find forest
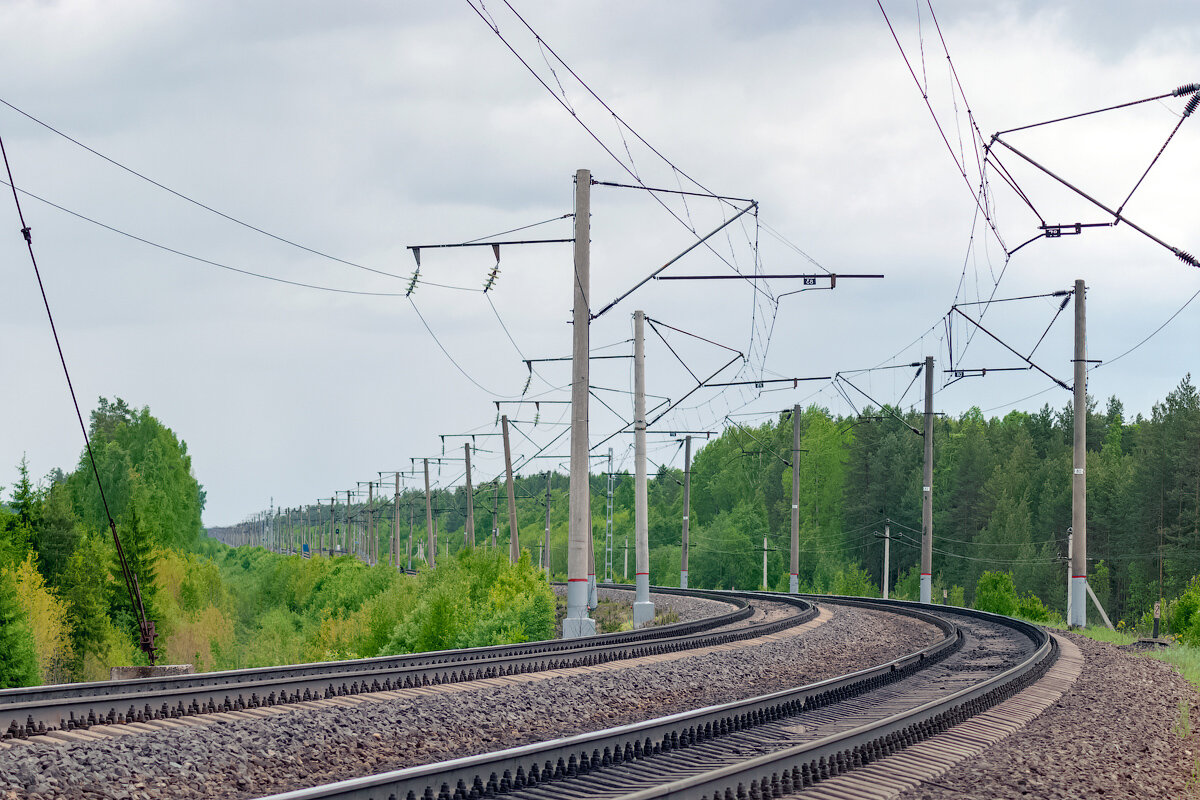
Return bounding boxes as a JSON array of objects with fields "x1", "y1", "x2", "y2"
[
  {"x1": 221, "y1": 375, "x2": 1199, "y2": 630},
  {"x1": 3, "y1": 376, "x2": 1200, "y2": 689}
]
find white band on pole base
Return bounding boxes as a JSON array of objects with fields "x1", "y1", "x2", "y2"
[
  {"x1": 1069, "y1": 576, "x2": 1088, "y2": 627},
  {"x1": 789, "y1": 574, "x2": 799, "y2": 594},
  {"x1": 633, "y1": 572, "x2": 655, "y2": 628},
  {"x1": 563, "y1": 580, "x2": 596, "y2": 638},
  {"x1": 680, "y1": 570, "x2": 688, "y2": 589},
  {"x1": 919, "y1": 573, "x2": 932, "y2": 604}
]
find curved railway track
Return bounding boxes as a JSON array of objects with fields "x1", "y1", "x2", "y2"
[
  {"x1": 250, "y1": 592, "x2": 1055, "y2": 800},
  {"x1": 0, "y1": 588, "x2": 814, "y2": 741}
]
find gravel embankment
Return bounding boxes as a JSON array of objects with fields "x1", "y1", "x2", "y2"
[
  {"x1": 893, "y1": 632, "x2": 1200, "y2": 800},
  {"x1": 0, "y1": 604, "x2": 935, "y2": 800}
]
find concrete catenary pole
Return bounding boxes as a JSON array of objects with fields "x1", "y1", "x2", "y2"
[
  {"x1": 543, "y1": 471, "x2": 552, "y2": 574},
  {"x1": 502, "y1": 414, "x2": 520, "y2": 565},
  {"x1": 1066, "y1": 530, "x2": 1074, "y2": 622},
  {"x1": 464, "y1": 444, "x2": 475, "y2": 550},
  {"x1": 632, "y1": 309, "x2": 655, "y2": 627},
  {"x1": 763, "y1": 536, "x2": 768, "y2": 590},
  {"x1": 1070, "y1": 277, "x2": 1088, "y2": 627},
  {"x1": 920, "y1": 355, "x2": 934, "y2": 604},
  {"x1": 367, "y1": 482, "x2": 374, "y2": 565},
  {"x1": 588, "y1": 503, "x2": 597, "y2": 609},
  {"x1": 330, "y1": 496, "x2": 335, "y2": 556},
  {"x1": 883, "y1": 520, "x2": 891, "y2": 600},
  {"x1": 407, "y1": 500, "x2": 414, "y2": 570},
  {"x1": 564, "y1": 168, "x2": 596, "y2": 637},
  {"x1": 681, "y1": 435, "x2": 692, "y2": 589},
  {"x1": 424, "y1": 459, "x2": 435, "y2": 570},
  {"x1": 790, "y1": 404, "x2": 801, "y2": 594}
]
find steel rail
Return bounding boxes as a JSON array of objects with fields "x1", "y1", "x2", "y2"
[
  {"x1": 251, "y1": 594, "x2": 1000, "y2": 800},
  {"x1": 612, "y1": 597, "x2": 1054, "y2": 800},
  {"x1": 2, "y1": 589, "x2": 812, "y2": 739}
]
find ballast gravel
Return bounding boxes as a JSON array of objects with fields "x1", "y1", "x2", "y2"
[
  {"x1": 893, "y1": 631, "x2": 1200, "y2": 800},
  {"x1": 0, "y1": 604, "x2": 935, "y2": 800}
]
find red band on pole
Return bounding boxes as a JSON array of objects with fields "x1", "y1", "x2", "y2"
[{"x1": 567, "y1": 578, "x2": 588, "y2": 582}]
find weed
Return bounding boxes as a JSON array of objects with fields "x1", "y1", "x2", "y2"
[{"x1": 1177, "y1": 700, "x2": 1192, "y2": 739}]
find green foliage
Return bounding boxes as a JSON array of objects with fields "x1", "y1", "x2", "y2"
[
  {"x1": 1168, "y1": 576, "x2": 1200, "y2": 647},
  {"x1": 65, "y1": 397, "x2": 205, "y2": 552},
  {"x1": 974, "y1": 571, "x2": 1018, "y2": 617},
  {"x1": 1015, "y1": 592, "x2": 1061, "y2": 625},
  {"x1": 386, "y1": 549, "x2": 555, "y2": 653},
  {"x1": 0, "y1": 567, "x2": 38, "y2": 688}
]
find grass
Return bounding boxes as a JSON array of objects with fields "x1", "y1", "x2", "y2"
[
  {"x1": 1155, "y1": 644, "x2": 1200, "y2": 690},
  {"x1": 1023, "y1": 615, "x2": 1200, "y2": 690}
]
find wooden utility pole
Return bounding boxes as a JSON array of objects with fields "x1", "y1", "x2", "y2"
[
  {"x1": 790, "y1": 404, "x2": 801, "y2": 594},
  {"x1": 681, "y1": 435, "x2": 692, "y2": 589},
  {"x1": 632, "y1": 309, "x2": 654, "y2": 627},
  {"x1": 543, "y1": 471, "x2": 552, "y2": 574},
  {"x1": 564, "y1": 168, "x2": 596, "y2": 637},
  {"x1": 464, "y1": 444, "x2": 475, "y2": 549},
  {"x1": 492, "y1": 480, "x2": 499, "y2": 549},
  {"x1": 1070, "y1": 278, "x2": 1088, "y2": 627},
  {"x1": 921, "y1": 355, "x2": 934, "y2": 604},
  {"x1": 424, "y1": 459, "x2": 435, "y2": 570},
  {"x1": 345, "y1": 490, "x2": 352, "y2": 556},
  {"x1": 502, "y1": 414, "x2": 520, "y2": 564},
  {"x1": 392, "y1": 473, "x2": 400, "y2": 568},
  {"x1": 605, "y1": 448, "x2": 615, "y2": 582}
]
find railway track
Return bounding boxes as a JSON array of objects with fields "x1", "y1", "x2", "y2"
[
  {"x1": 253, "y1": 593, "x2": 1054, "y2": 800},
  {"x1": 0, "y1": 587, "x2": 814, "y2": 741}
]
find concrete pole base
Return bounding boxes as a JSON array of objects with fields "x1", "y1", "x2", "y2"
[
  {"x1": 564, "y1": 580, "x2": 594, "y2": 639},
  {"x1": 680, "y1": 571, "x2": 688, "y2": 589},
  {"x1": 919, "y1": 574, "x2": 932, "y2": 604},
  {"x1": 789, "y1": 574, "x2": 799, "y2": 594},
  {"x1": 563, "y1": 616, "x2": 597, "y2": 638},
  {"x1": 111, "y1": 664, "x2": 194, "y2": 681},
  {"x1": 1069, "y1": 576, "x2": 1088, "y2": 627},
  {"x1": 632, "y1": 601, "x2": 655, "y2": 629}
]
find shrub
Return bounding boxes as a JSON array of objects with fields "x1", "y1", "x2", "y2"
[
  {"x1": 974, "y1": 571, "x2": 1018, "y2": 617},
  {"x1": 1015, "y1": 592, "x2": 1062, "y2": 625}
]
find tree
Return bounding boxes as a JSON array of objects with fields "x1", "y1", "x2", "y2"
[
  {"x1": 974, "y1": 571, "x2": 1018, "y2": 617},
  {"x1": 0, "y1": 567, "x2": 38, "y2": 688},
  {"x1": 66, "y1": 398, "x2": 205, "y2": 552}
]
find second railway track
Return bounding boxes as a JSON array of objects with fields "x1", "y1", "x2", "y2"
[
  {"x1": 252, "y1": 593, "x2": 1054, "y2": 800},
  {"x1": 0, "y1": 587, "x2": 811, "y2": 741}
]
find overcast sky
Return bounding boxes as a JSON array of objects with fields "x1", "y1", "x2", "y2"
[{"x1": 2, "y1": 1, "x2": 1197, "y2": 527}]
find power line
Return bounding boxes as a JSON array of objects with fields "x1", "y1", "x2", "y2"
[
  {"x1": 0, "y1": 95, "x2": 403, "y2": 281},
  {"x1": 0, "y1": 179, "x2": 414, "y2": 297}
]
